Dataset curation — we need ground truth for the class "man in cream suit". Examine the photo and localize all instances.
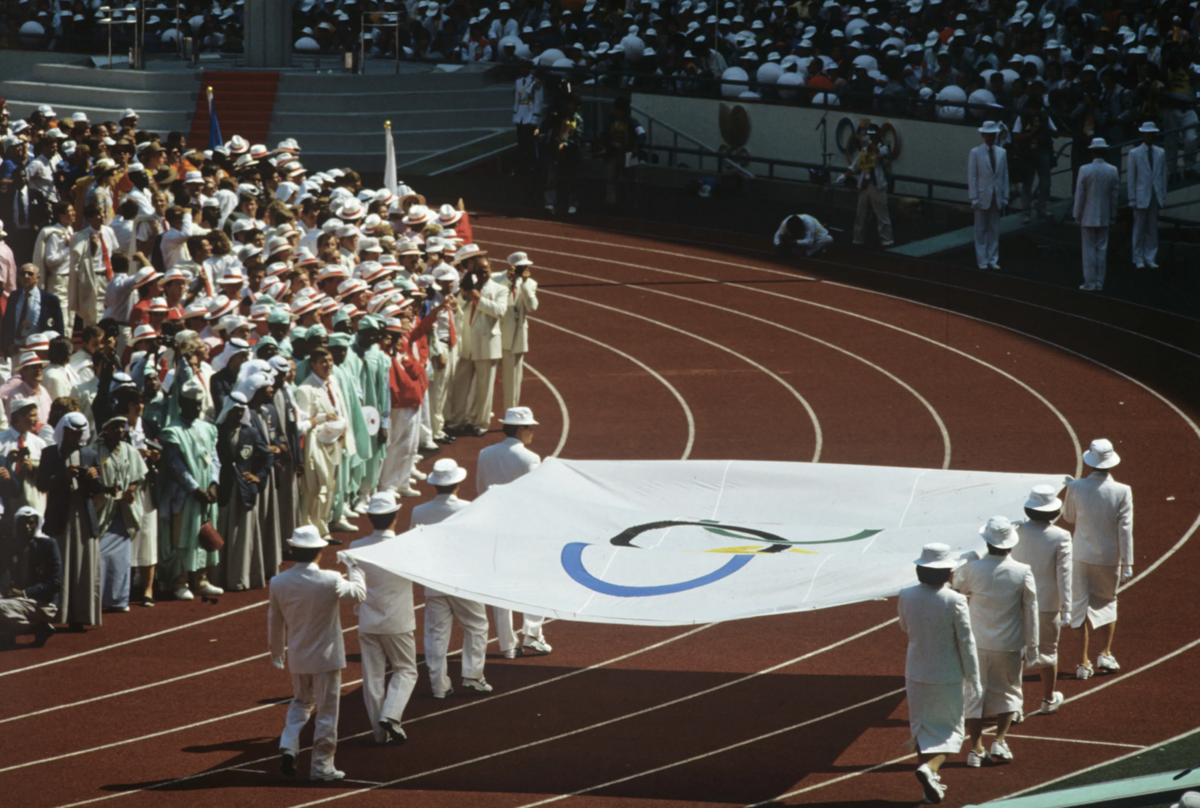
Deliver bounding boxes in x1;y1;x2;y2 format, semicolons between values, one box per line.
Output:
499;251;539;410
1127;121;1167;269
349;492;418;744
1073;138;1120;291
67;203;120;329
477;407;551;657
968;121;1009;271
1063;438;1133;680
447;244;509;437
411;459;492;697
294;347;356;540
268;526;366;781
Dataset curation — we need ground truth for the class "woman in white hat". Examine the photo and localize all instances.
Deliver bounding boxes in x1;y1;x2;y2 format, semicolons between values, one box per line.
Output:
1062;438;1133;679
954;516;1038;767
898;543;980;805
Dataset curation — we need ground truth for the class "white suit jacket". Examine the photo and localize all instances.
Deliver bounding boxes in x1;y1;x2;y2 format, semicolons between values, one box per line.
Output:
897;582;980;685
348;530;415;635
1126;144;1167;209
268;561;366;674
67;225;118;320
295;372;356;458
1011;520;1073;615
954;553;1039;653
500;277;538;354
968;143;1010;209
410;493;470;599
476;437;541;495
1063;470;1133;566
1074;159;1120;227
463;279;510;362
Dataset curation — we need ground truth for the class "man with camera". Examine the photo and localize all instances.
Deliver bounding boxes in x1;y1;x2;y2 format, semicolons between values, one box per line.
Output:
446;245;509;438
845;124;894;248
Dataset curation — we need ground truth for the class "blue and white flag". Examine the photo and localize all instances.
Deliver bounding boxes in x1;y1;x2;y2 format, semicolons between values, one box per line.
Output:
207;86;223;151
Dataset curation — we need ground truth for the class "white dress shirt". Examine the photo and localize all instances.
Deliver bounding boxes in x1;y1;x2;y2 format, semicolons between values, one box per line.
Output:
348;530;416;635
476;437;540;496
268;560;366;674
1063;470;1133;566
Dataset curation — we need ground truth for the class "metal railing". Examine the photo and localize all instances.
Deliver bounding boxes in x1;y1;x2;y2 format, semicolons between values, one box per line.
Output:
631;104;756;179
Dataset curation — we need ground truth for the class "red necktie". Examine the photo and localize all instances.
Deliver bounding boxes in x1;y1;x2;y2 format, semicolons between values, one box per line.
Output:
99;235;113;280
325;380;337;411
448;314;456;348
469;300;478;326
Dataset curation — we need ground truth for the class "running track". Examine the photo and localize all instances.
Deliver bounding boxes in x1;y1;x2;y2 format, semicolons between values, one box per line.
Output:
3;214;1198;808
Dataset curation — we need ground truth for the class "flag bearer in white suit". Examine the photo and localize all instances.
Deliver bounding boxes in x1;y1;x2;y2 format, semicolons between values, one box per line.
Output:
294;347;356;540
1073;138;1120;291
499;252;539;410
968;121;1009;271
447;244;509;437
349;492;418;744
411;459;492;697
476;407;551;657
1012;485;1073;716
898;544;981;806
1062;438;1133;680
1127;121;1167;269
268;526;366;781
954;517;1038;768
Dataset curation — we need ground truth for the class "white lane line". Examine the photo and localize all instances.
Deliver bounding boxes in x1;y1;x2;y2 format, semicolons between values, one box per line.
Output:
233;769;386;787
532;317;695;460
1001;733;1145;750
0;601;267;679
277;618;901;808
528;263;944;469
541;288;824;463
748;754;915;807
524;362;569;458
52;623;715;808
483;236;1074;477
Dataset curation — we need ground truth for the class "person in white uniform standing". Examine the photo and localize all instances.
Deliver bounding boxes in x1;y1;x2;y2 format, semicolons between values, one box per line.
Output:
898;543;981;806
954;517;1038;767
1012;485;1073;715
411;458;492;697
446;245;509;438
1127;121;1167;269
499;251;539;411
1063;438;1133;680
1073;138;1120;291
349;492;419;744
968;120;1009;271
268;525;366;781
476;406;551;657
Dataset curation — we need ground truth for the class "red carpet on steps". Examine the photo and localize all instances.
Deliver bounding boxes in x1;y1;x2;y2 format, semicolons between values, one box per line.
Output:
187;71;280;150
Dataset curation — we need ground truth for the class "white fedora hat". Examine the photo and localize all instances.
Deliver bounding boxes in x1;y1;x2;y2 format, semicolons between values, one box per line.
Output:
507;251;534;267
288;525;328;549
452;243;488;265
979;120;1002;134
428;458;468;486
500;406;538;426
1083;438;1120;469
914;542;961;568
318;418;347;444
1087;137;1109;150
1025;484;1063;512
366;491;400;516
1139;121;1160;133
980;516;1019;549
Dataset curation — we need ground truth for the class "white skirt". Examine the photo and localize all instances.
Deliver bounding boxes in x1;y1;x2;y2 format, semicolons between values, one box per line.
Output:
1071;562;1118;628
904;680;965;755
130;488;158;567
1033;609;1062;668
965;649;1024;718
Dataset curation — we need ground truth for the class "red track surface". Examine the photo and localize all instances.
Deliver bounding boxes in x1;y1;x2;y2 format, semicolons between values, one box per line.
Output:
4;215;1198;808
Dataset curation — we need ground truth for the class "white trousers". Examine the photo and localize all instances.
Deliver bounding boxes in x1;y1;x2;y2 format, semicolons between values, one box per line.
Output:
1131;202;1159;266
280;670;342;777
501;349;526;410
428;348;457;439
798;233;834;256
973;203;1001;268
853;184;893;244
378;406;420;493
492;607;546;654
359;631;418;742
424;594;489;696
1080;226;1110;287
449;357;498;431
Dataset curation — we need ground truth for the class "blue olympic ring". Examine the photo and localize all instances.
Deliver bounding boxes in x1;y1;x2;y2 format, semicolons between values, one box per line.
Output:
560;541;754;598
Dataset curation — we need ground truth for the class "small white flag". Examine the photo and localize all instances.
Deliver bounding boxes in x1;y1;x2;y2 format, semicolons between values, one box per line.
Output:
383;121;398;198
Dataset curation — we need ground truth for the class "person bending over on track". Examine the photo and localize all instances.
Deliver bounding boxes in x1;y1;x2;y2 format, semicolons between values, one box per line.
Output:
898;543;981;805
0;506;62;648
773;213;833;257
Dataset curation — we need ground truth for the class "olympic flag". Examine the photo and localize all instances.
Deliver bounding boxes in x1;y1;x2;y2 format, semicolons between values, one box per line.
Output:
346;459;1068;626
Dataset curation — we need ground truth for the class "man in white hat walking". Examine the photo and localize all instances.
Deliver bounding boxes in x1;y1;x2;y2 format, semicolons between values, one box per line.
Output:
268;525;365;781
1012;485;1073;715
477;407;551;657
349;492;418;744
1126;122;1167;269
898;543;980;805
499;252;539;410
968;121;1009;271
954;516;1038;767
411;458;492;697
1073;138;1119;291
1063;438;1133;679
294;347;356;540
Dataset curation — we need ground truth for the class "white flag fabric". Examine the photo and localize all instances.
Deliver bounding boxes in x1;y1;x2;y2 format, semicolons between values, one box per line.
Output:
347;459;1067;626
383;123;398;198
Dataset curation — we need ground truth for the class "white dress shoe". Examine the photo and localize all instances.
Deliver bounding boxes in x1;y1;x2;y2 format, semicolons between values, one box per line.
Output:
1076;663;1094;680
462;677;493;694
310;769;345;781
410;468;427;480
1097;652;1121;671
989;740;1013;761
1038;691;1065;714
174;587;195;601
522;636;552;654
915;764;946;804
397;486;421;497
351;496;370;514
1147;261;1159;268
967;749;989;767
195;581;223;597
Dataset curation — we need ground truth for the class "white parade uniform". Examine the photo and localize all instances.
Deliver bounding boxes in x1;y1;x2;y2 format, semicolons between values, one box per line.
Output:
268;559;365;778
1063;471;1133;628
347;529;418;742
968;141;1009;269
513;74;544;126
447;279;508;432
294;372;356;537
410;494;490;696
1073;158;1120;289
499;275;538;410
954;553;1038;718
1012;520;1072;667
67;225;119;328
476;436;545;653
1126;142;1167;267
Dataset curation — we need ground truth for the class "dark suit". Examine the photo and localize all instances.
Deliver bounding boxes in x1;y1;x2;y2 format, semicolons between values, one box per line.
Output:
210;367;238;409
1;287;65;354
0;535;62;611
217;415;271;509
